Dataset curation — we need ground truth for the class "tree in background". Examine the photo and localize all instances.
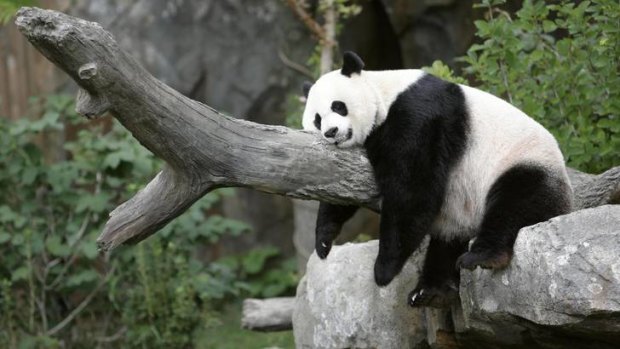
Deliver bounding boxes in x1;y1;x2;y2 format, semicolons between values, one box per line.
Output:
284;0;368;274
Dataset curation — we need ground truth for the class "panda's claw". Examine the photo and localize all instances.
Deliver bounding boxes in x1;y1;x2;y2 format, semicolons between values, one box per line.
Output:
315;240;332;259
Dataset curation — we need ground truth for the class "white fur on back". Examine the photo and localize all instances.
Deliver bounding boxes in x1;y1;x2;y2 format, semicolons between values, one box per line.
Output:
363;70;426;125
433;85;569;240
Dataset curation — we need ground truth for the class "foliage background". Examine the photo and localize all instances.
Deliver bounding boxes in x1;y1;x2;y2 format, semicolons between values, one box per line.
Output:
462;0;619;173
0;96;297;348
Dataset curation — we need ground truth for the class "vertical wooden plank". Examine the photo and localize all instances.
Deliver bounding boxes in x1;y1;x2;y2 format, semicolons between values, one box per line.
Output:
0;26;10;117
23;24;33;106
6;24;22;119
0;0;69;120
12;22;30;119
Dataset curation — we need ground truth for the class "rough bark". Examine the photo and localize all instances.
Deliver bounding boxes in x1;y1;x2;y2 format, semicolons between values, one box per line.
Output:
567;167;620;210
15;7;619;254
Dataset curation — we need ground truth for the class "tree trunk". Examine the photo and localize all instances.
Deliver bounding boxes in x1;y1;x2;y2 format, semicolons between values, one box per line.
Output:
293;0;339;274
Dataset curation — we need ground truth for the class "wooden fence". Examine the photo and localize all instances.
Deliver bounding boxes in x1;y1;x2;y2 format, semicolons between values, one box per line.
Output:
0;0;68;120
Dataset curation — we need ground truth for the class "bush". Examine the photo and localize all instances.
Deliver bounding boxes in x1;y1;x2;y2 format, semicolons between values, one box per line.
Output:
462;0;620;173
0;95;289;348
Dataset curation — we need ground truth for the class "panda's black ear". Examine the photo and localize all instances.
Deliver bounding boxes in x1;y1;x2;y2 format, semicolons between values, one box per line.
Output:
341;51;364;77
302;81;313;98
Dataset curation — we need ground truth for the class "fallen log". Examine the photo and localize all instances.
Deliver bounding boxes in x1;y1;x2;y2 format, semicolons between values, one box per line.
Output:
241;297;295;332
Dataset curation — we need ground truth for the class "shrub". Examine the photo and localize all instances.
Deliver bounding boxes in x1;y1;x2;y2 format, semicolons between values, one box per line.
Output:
462;0;620;173
0;95;257;348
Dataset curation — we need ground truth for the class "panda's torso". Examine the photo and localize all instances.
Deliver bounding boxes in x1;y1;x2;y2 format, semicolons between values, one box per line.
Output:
305;52;573;296
362;70;569;240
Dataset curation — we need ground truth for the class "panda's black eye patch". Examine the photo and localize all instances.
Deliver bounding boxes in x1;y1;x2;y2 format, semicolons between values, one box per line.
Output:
331;101;348;116
314;113;321;130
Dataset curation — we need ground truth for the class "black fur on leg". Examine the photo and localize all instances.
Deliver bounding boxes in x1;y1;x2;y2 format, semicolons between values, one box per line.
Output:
373;201;429;286
315;203;359;259
364;74;470;287
457;164;572;270
409;237;467;308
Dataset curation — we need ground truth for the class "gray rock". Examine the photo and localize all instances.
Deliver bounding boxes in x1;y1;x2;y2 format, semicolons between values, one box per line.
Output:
293;200;380;275
459;205;620;348
294;206;620;348
293;239;428;349
382;0;476;68
568;167;620;210
73;0;313;119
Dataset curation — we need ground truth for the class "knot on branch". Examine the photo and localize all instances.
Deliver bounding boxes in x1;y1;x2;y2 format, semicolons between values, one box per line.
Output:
78;62;98;80
76;88;110;119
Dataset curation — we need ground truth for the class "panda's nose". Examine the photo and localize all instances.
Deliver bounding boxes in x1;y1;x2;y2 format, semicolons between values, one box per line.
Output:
324;127;338;138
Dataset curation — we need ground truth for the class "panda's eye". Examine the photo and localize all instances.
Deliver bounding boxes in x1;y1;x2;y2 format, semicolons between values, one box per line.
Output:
331;101;348;116
314;113;321;130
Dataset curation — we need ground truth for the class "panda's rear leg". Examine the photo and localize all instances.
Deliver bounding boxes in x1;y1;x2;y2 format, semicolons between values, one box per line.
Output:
409;237;468;308
456;164;572;271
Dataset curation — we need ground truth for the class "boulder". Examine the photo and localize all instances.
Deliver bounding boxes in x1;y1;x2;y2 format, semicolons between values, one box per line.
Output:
294;205;620;348
458;205;620;348
293;239;429;349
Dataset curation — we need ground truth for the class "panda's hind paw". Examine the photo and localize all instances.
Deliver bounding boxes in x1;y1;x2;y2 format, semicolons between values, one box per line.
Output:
408;284;458;308
456;250;512;270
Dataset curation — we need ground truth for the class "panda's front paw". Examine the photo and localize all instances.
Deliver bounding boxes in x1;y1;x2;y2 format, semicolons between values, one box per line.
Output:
315;239;332;259
374;257;402;286
315;225;337;259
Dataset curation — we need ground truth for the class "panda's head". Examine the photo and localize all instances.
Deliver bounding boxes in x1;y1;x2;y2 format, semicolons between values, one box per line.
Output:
302;51;378;148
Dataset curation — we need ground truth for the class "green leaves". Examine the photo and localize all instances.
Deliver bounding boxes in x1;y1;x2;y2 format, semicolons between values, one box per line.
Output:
45;235;70;257
422;61;468;84
215;247;298;299
0;0;36;24
464;0;620;173
0;93;253;347
80;241;99;259
75;192;112;213
241;246;279;275
0;232;10;244
11;266;30;282
542;20;557;33
65;270;99;288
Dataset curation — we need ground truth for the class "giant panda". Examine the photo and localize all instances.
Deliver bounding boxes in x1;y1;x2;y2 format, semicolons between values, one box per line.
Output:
302;51;573;308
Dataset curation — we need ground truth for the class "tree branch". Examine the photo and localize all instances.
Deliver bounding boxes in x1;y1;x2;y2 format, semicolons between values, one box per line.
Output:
14;7;619;253
284;0;334;47
15;7;379;252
